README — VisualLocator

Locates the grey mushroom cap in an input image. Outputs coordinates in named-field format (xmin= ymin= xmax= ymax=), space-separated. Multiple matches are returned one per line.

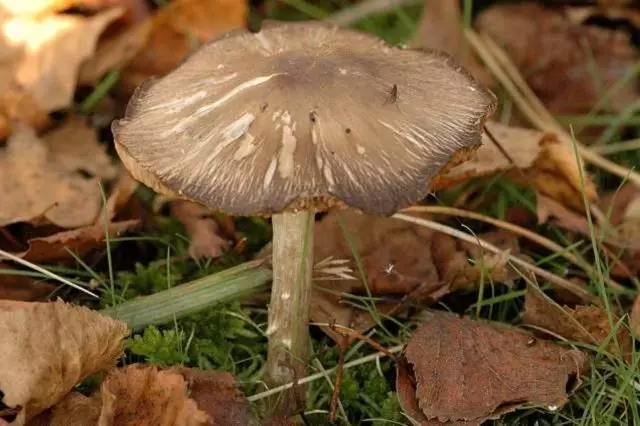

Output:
xmin=112 ymin=21 xmax=496 ymax=216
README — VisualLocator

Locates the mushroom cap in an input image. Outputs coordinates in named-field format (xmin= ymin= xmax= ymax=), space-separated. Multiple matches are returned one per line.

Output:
xmin=113 ymin=21 xmax=496 ymax=216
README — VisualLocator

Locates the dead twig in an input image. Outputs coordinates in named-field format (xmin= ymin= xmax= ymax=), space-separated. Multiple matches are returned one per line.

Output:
xmin=329 ymin=335 xmax=348 ymax=424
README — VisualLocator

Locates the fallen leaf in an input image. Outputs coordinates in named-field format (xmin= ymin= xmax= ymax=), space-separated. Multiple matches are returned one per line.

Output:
xmin=119 ymin=0 xmax=246 ymax=93
xmin=103 ymin=170 xmax=139 ymax=220
xmin=311 ymin=209 xmax=522 ymax=344
xmin=0 ymin=300 xmax=127 ymax=424
xmin=399 ymin=311 xmax=588 ymax=424
xmin=43 ymin=116 xmax=118 ymax=180
xmin=431 ymin=121 xmax=598 ymax=210
xmin=523 ymin=285 xmax=632 ymax=357
xmin=0 ymin=165 xmax=140 ymax=263
xmin=475 ymin=3 xmax=639 ymax=116
xmin=28 ymin=392 xmax=101 ymax=426
xmin=566 ymin=4 xmax=640 ymax=29
xmin=0 ymin=0 xmax=145 ymax=17
xmin=0 ymin=7 xmax=123 ymax=131
xmin=538 ymin=191 xmax=640 ymax=278
xmin=78 ymin=18 xmax=152 ymax=85
xmin=97 ymin=364 xmax=210 ymax=426
xmin=18 ymin=219 xmax=140 ymax=263
xmin=0 ymin=124 xmax=104 ymax=228
xmin=174 ymin=367 xmax=252 ymax=425
xmin=0 ymin=262 xmax=56 ymax=301
xmin=412 ymin=0 xmax=490 ymax=85
xmin=169 ymin=200 xmax=229 ymax=260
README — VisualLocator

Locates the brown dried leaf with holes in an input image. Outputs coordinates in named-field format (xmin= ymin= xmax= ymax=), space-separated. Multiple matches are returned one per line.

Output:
xmin=311 ymin=209 xmax=522 ymax=344
xmin=431 ymin=121 xmax=597 ymax=210
xmin=523 ymin=285 xmax=632 ymax=358
xmin=0 ymin=300 xmax=127 ymax=425
xmin=0 ymin=7 xmax=123 ymax=137
xmin=397 ymin=311 xmax=589 ymax=424
xmin=475 ymin=3 xmax=639 ymax=116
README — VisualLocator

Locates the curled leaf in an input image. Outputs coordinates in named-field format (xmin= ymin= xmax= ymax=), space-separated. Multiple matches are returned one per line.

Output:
xmin=431 ymin=121 xmax=597 ymax=209
xmin=0 ymin=300 xmax=127 ymax=424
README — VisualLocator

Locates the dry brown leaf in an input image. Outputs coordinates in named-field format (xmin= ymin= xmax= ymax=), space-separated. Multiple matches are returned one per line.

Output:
xmin=79 ymin=18 xmax=152 ymax=85
xmin=399 ymin=311 xmax=588 ymax=424
xmin=97 ymin=364 xmax=210 ymax=426
xmin=412 ymin=0 xmax=490 ymax=85
xmin=18 ymin=219 xmax=140 ymax=263
xmin=538 ymin=189 xmax=640 ymax=278
xmin=311 ymin=209 xmax=522 ymax=344
xmin=0 ymin=262 xmax=56 ymax=301
xmin=476 ymin=3 xmax=639 ymax=116
xmin=0 ymin=165 xmax=140 ymax=263
xmin=174 ymin=367 xmax=252 ymax=425
xmin=431 ymin=121 xmax=597 ymax=210
xmin=0 ymin=124 xmax=104 ymax=228
xmin=0 ymin=7 xmax=123 ymax=131
xmin=118 ymin=0 xmax=246 ymax=93
xmin=0 ymin=0 xmax=145 ymax=16
xmin=28 ymin=392 xmax=101 ymax=426
xmin=43 ymin=116 xmax=117 ymax=180
xmin=0 ymin=300 xmax=127 ymax=425
xmin=523 ymin=285 xmax=632 ymax=357
xmin=169 ymin=200 xmax=229 ymax=260
xmin=566 ymin=5 xmax=640 ymax=29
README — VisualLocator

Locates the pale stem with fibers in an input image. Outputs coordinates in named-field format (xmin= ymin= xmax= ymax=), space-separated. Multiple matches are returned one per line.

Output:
xmin=266 ymin=211 xmax=315 ymax=408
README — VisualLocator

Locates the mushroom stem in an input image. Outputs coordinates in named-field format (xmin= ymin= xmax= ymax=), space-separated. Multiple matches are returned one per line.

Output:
xmin=266 ymin=210 xmax=314 ymax=407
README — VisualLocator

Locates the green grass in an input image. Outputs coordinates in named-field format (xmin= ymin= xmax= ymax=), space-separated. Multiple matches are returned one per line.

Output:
xmin=2 ymin=0 xmax=640 ymax=424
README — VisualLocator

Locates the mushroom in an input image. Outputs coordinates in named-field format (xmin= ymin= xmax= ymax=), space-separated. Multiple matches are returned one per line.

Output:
xmin=112 ymin=20 xmax=496 ymax=405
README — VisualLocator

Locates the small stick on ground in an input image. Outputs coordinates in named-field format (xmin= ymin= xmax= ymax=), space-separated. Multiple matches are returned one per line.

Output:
xmin=329 ymin=334 xmax=349 ymax=424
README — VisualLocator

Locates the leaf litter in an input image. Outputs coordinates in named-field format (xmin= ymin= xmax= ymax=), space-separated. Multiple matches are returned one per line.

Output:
xmin=475 ymin=2 xmax=639 ymax=117
xmin=0 ymin=0 xmax=638 ymax=424
xmin=311 ymin=209 xmax=523 ymax=344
